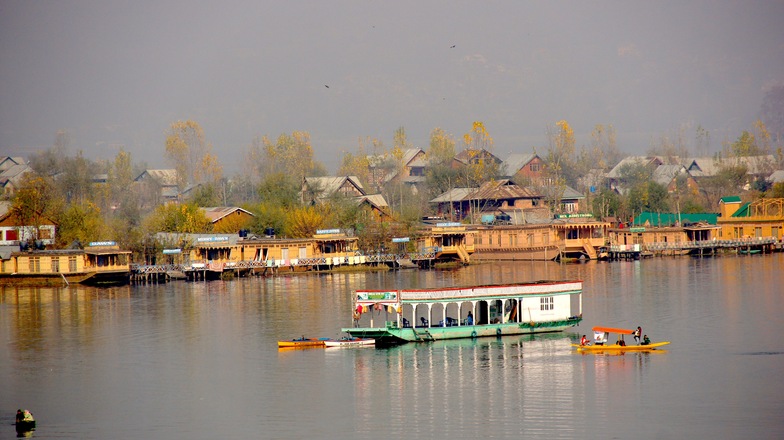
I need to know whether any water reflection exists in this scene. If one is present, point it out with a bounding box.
[2,254,783,440]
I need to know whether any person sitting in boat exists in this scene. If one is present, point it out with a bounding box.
[16,409,34,423]
[466,311,473,325]
[616,337,626,346]
[580,335,591,346]
[642,335,651,345]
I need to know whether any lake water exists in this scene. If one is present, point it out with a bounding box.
[2,253,783,439]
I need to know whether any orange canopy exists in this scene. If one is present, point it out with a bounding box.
[592,326,634,334]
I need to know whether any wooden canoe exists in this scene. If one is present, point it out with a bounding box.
[277,337,328,348]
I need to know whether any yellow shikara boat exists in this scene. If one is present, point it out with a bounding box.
[277,337,329,348]
[573,326,670,352]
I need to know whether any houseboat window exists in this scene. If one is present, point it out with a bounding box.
[497,233,502,247]
[634,234,643,245]
[543,233,549,245]
[734,227,742,239]
[540,297,554,311]
[755,227,762,238]
[527,234,533,246]
[30,257,40,273]
[567,229,578,240]
[476,234,483,245]
[511,234,517,246]
[69,256,77,272]
[51,257,60,273]
[773,227,780,239]
[299,247,307,259]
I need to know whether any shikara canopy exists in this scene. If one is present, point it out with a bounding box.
[592,326,634,334]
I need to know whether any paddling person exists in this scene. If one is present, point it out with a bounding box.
[642,335,651,345]
[634,326,642,345]
[580,335,590,346]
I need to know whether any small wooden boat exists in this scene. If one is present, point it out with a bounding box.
[573,326,670,352]
[15,409,36,434]
[277,337,329,348]
[324,336,375,347]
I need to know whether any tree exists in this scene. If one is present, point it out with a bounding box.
[262,131,317,180]
[626,181,670,219]
[144,203,211,234]
[698,163,748,210]
[164,120,222,188]
[457,121,500,189]
[542,120,578,210]
[427,127,456,166]
[591,187,621,219]
[338,147,372,189]
[588,124,622,170]
[56,201,111,247]
[285,206,326,238]
[10,173,62,245]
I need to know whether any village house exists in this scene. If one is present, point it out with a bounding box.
[500,153,546,184]
[0,201,57,252]
[0,157,32,197]
[200,207,255,234]
[301,176,391,220]
[134,169,181,206]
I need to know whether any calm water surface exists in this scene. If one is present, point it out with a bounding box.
[2,254,783,439]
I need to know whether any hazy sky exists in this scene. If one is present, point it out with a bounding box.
[1,0,783,174]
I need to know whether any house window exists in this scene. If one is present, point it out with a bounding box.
[30,257,40,273]
[530,163,540,172]
[51,257,60,273]
[39,227,52,239]
[69,256,77,272]
[540,296,554,311]
[6,229,18,241]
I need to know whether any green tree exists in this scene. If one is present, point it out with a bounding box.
[56,201,110,247]
[625,181,670,219]
[144,203,211,233]
[591,187,621,219]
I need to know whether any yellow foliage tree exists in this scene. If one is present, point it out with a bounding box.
[165,120,222,188]
[262,131,315,180]
[428,127,456,165]
[285,206,326,238]
[212,212,252,234]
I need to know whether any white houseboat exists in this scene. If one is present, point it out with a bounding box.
[343,280,583,345]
